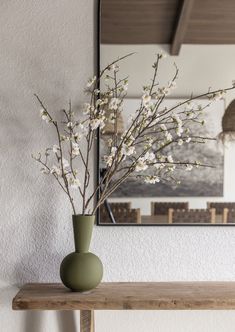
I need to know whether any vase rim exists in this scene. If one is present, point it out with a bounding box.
[72,214,95,217]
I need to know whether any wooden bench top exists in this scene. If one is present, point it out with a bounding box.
[12,282,235,310]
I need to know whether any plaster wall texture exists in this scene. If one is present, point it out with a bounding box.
[1,1,235,332]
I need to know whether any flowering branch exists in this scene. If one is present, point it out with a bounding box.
[33,52,235,216]
[34,94,77,214]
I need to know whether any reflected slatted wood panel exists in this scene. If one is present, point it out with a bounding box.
[101,0,235,46]
[186,0,235,43]
[101,0,180,44]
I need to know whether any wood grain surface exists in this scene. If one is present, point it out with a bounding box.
[12,282,235,310]
[80,310,94,332]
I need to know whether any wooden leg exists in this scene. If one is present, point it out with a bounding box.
[80,310,94,332]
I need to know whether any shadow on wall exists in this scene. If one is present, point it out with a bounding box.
[24,311,77,332]
[24,312,43,332]
[56,311,77,332]
[0,90,76,331]
[10,190,78,332]
[10,182,77,331]
[0,0,97,330]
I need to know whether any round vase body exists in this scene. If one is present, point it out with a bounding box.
[60,215,103,292]
[60,252,103,292]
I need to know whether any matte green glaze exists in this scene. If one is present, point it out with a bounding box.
[72,215,94,253]
[60,252,103,292]
[60,215,103,292]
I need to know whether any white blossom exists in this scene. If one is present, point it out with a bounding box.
[142,93,152,108]
[144,152,155,162]
[67,122,73,129]
[40,109,50,123]
[87,76,96,88]
[146,137,154,147]
[208,90,226,101]
[178,139,184,146]
[144,175,160,184]
[186,164,193,171]
[32,152,41,161]
[154,163,165,170]
[121,144,135,156]
[158,154,166,162]
[104,147,117,167]
[52,145,60,153]
[186,111,194,118]
[122,81,128,91]
[72,142,80,156]
[50,165,61,176]
[176,126,184,136]
[83,103,91,115]
[96,99,102,107]
[148,115,158,125]
[78,123,89,136]
[165,132,173,141]
[159,52,167,59]
[172,114,181,124]
[107,138,113,147]
[73,132,82,141]
[40,167,48,174]
[111,146,117,155]
[135,158,148,172]
[90,119,101,130]
[90,116,105,130]
[168,164,176,172]
[186,137,191,143]
[62,158,70,169]
[124,135,135,146]
[108,113,115,124]
[143,85,151,93]
[68,177,81,189]
[104,155,113,167]
[109,98,121,110]
[157,87,170,98]
[167,155,174,163]
[60,135,69,141]
[110,64,119,72]
[160,124,167,131]
[186,101,195,110]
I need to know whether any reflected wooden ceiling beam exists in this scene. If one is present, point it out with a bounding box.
[171,0,195,55]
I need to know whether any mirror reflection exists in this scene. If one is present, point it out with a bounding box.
[98,0,235,225]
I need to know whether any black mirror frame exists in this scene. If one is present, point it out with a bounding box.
[95,0,233,227]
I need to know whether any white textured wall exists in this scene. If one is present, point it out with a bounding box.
[1,1,235,332]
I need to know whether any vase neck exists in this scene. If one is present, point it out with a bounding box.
[72,215,95,253]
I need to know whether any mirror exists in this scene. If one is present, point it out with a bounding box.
[97,0,235,225]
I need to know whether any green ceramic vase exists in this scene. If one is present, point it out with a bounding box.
[60,215,103,292]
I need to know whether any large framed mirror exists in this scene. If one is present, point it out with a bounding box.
[97,0,235,226]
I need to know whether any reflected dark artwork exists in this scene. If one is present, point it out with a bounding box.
[100,99,224,198]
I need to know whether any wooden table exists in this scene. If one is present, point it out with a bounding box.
[12,282,235,332]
